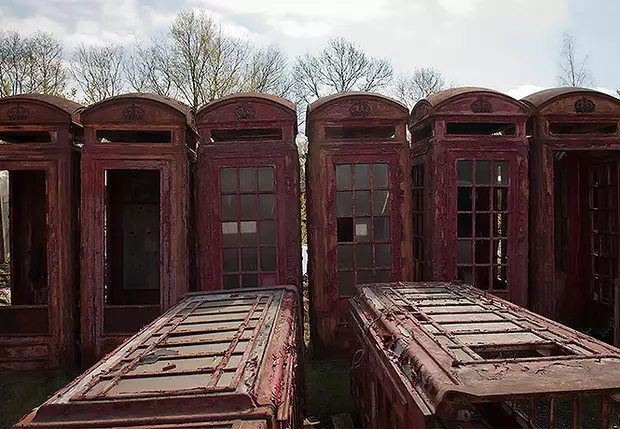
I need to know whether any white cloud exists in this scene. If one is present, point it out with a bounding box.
[506,85,548,100]
[266,18,331,38]
[438,0,485,15]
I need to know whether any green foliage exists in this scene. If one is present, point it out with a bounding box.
[300,193,307,245]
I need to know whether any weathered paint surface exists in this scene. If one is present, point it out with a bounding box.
[306,92,412,358]
[523,88,620,331]
[350,281,620,428]
[15,286,302,429]
[0,94,82,370]
[79,93,197,366]
[410,88,530,306]
[195,93,301,293]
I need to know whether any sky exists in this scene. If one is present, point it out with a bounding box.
[1,0,619,100]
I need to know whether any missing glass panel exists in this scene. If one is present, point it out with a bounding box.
[337,218,354,243]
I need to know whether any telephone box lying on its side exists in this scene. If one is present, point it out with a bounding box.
[0,94,82,370]
[350,281,620,428]
[79,93,198,365]
[15,286,303,429]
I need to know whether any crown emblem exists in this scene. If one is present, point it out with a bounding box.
[7,105,30,121]
[122,104,145,121]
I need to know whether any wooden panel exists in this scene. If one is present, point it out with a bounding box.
[103,305,160,334]
[0,307,48,334]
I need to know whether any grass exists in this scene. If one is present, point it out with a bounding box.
[0,370,79,428]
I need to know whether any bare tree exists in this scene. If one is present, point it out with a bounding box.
[292,37,393,105]
[557,31,594,87]
[124,39,177,98]
[242,44,293,98]
[392,67,447,109]
[71,44,125,103]
[0,31,68,97]
[201,29,249,102]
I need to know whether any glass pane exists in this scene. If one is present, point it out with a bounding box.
[494,240,508,265]
[457,241,472,264]
[242,274,259,288]
[493,266,508,290]
[240,221,257,245]
[338,271,355,296]
[355,164,370,188]
[222,222,238,246]
[494,213,508,237]
[475,240,491,264]
[355,191,371,215]
[374,217,390,241]
[337,218,354,242]
[261,273,277,286]
[554,398,573,429]
[458,266,473,284]
[241,248,258,271]
[476,266,490,290]
[476,214,490,237]
[223,274,239,289]
[457,160,473,185]
[457,187,472,211]
[374,270,391,282]
[457,214,473,238]
[358,271,374,284]
[373,163,389,188]
[495,161,508,185]
[355,218,371,242]
[373,190,389,215]
[475,161,491,185]
[239,167,255,192]
[494,188,508,211]
[258,167,274,192]
[356,244,372,268]
[258,194,275,219]
[375,244,392,268]
[221,195,238,220]
[476,187,490,211]
[336,165,352,189]
[337,192,353,216]
[220,168,237,193]
[222,249,238,273]
[239,195,257,220]
[338,245,354,269]
[260,247,277,271]
[259,221,276,245]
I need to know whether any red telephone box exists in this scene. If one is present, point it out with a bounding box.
[80,93,197,364]
[0,94,82,370]
[524,88,620,336]
[409,88,530,306]
[306,92,412,357]
[195,93,301,291]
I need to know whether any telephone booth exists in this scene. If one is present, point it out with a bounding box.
[306,92,412,357]
[523,88,620,336]
[409,88,530,306]
[0,94,82,370]
[195,93,301,292]
[80,93,197,364]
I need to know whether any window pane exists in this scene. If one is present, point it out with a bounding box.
[475,240,491,264]
[374,217,390,241]
[457,187,472,211]
[258,167,274,192]
[375,244,391,268]
[338,245,354,269]
[373,163,389,188]
[476,266,490,290]
[458,266,473,284]
[494,188,508,211]
[354,164,370,189]
[475,161,491,185]
[239,195,257,220]
[356,244,372,268]
[241,248,258,271]
[337,218,354,242]
[494,213,508,237]
[476,214,490,238]
[262,273,277,286]
[222,222,238,246]
[221,195,238,220]
[495,161,508,185]
[358,271,374,284]
[355,191,371,215]
[355,218,371,242]
[457,214,473,237]
[336,165,352,189]
[220,168,237,193]
[374,270,391,282]
[457,241,472,264]
[242,274,259,288]
[259,221,276,245]
[494,240,508,265]
[223,249,238,272]
[260,247,277,271]
[223,274,239,289]
[338,271,355,296]
[239,167,255,192]
[258,194,275,219]
[457,160,473,185]
[240,221,257,245]
[373,190,389,215]
[493,266,508,290]
[337,192,353,216]
[476,188,490,211]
